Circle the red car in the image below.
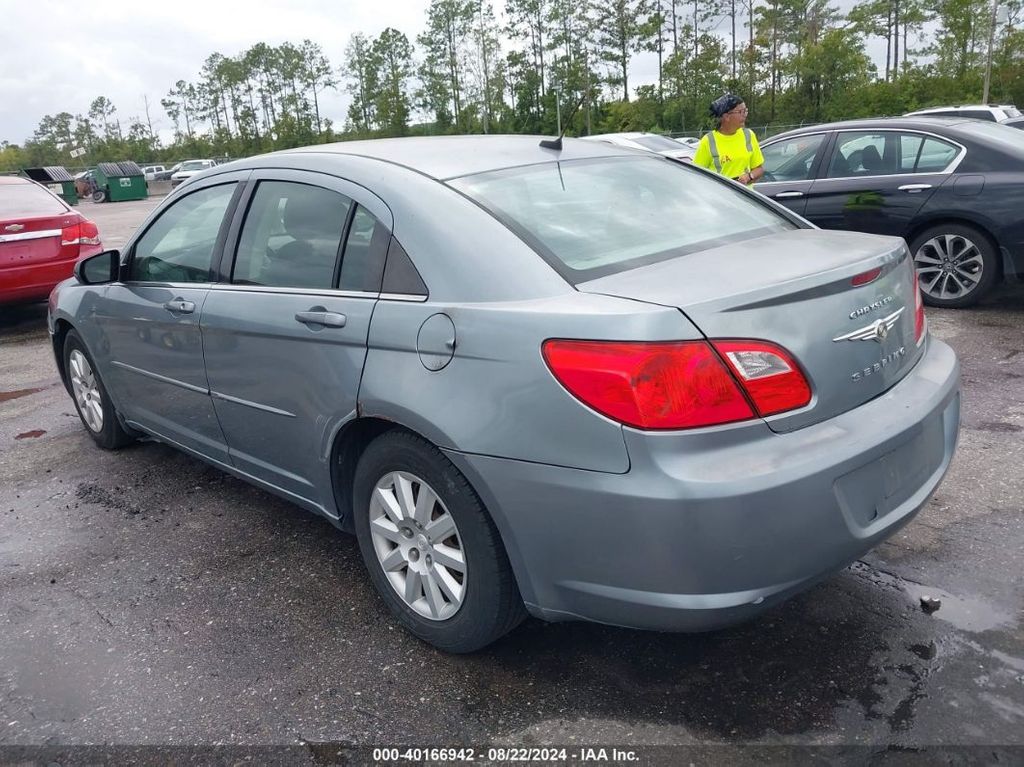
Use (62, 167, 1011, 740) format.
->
(0, 176, 103, 305)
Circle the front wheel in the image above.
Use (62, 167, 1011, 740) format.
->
(352, 431, 526, 653)
(910, 223, 1000, 308)
(64, 330, 134, 449)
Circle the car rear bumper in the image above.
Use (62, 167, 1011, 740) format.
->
(445, 336, 960, 632)
(0, 258, 78, 305)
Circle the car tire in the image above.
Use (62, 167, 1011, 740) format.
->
(64, 330, 135, 450)
(91, 189, 107, 203)
(910, 223, 1000, 308)
(352, 430, 526, 653)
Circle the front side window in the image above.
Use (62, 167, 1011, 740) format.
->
(450, 157, 795, 281)
(232, 181, 351, 289)
(130, 183, 236, 283)
(761, 134, 825, 182)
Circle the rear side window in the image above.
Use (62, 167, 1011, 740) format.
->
(339, 206, 390, 292)
(0, 183, 67, 217)
(232, 181, 351, 290)
(915, 137, 959, 172)
(827, 132, 893, 177)
(130, 183, 236, 283)
(449, 157, 793, 281)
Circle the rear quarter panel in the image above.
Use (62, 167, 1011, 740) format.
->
(914, 171, 1024, 276)
(360, 291, 705, 474)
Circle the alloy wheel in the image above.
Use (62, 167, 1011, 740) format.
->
(69, 349, 104, 433)
(368, 471, 466, 621)
(914, 233, 984, 301)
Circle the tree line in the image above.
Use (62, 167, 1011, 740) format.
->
(2, 0, 1022, 172)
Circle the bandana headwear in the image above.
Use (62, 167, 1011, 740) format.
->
(710, 93, 744, 119)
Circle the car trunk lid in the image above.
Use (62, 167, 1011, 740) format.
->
(0, 212, 82, 270)
(577, 228, 924, 433)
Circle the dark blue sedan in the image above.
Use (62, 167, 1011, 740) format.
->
(758, 117, 1024, 307)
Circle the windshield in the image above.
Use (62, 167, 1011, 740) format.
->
(631, 135, 689, 152)
(180, 161, 209, 171)
(450, 157, 795, 282)
(1003, 107, 1022, 118)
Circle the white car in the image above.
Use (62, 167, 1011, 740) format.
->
(675, 136, 701, 148)
(905, 104, 1022, 123)
(580, 132, 695, 160)
(170, 159, 218, 187)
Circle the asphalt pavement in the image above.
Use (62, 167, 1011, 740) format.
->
(1, 199, 1022, 753)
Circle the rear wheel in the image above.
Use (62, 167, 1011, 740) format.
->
(64, 330, 134, 449)
(91, 188, 107, 203)
(352, 431, 526, 653)
(910, 223, 1000, 308)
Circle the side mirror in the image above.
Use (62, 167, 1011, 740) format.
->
(74, 249, 120, 285)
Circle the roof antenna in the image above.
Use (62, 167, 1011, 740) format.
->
(539, 94, 588, 151)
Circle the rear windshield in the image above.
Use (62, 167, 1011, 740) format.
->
(180, 161, 209, 171)
(631, 135, 689, 152)
(960, 120, 1024, 155)
(0, 183, 67, 217)
(1003, 106, 1022, 118)
(449, 157, 795, 281)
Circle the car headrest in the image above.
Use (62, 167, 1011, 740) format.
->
(861, 145, 883, 172)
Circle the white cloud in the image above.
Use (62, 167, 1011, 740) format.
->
(0, 0, 429, 144)
(0, 0, 902, 146)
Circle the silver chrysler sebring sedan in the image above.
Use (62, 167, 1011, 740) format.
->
(49, 136, 960, 652)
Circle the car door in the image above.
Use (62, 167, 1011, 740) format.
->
(755, 132, 830, 216)
(802, 129, 957, 237)
(95, 173, 246, 463)
(200, 170, 392, 511)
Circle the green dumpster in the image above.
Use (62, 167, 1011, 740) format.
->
(92, 161, 148, 202)
(20, 166, 78, 205)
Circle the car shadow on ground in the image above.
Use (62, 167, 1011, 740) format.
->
(0, 302, 49, 340)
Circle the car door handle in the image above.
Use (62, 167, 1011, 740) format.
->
(773, 191, 804, 198)
(163, 299, 195, 314)
(295, 311, 347, 328)
(898, 184, 932, 193)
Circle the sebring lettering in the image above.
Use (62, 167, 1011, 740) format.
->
(851, 347, 906, 381)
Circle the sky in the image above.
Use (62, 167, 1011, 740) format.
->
(0, 0, 886, 147)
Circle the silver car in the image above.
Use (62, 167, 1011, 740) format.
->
(580, 131, 696, 160)
(49, 137, 960, 652)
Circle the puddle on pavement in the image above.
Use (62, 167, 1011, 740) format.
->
(0, 387, 45, 403)
(15, 429, 47, 440)
(852, 561, 1015, 633)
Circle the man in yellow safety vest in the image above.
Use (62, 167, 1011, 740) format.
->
(693, 93, 765, 187)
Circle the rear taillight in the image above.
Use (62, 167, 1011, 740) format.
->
(61, 219, 101, 248)
(712, 340, 812, 416)
(60, 222, 80, 248)
(542, 338, 812, 430)
(542, 340, 754, 430)
(912, 269, 926, 346)
(79, 219, 101, 246)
